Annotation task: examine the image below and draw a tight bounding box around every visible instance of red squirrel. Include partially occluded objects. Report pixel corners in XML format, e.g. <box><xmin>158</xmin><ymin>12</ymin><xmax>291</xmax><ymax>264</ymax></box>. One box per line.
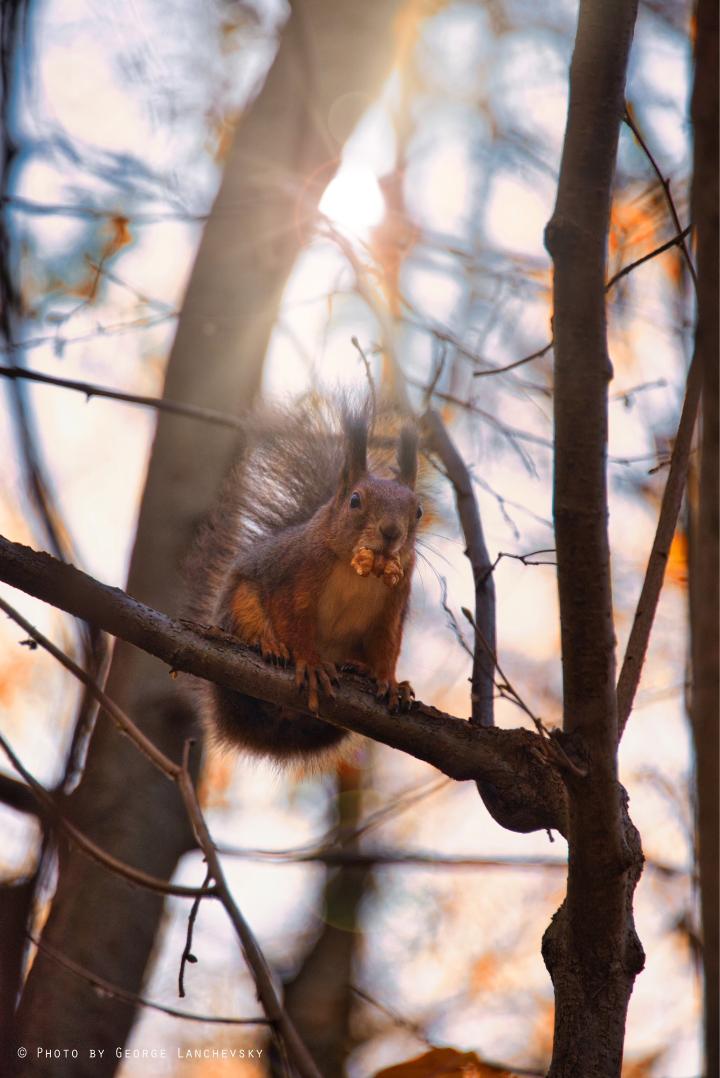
<box><xmin>189</xmin><ymin>399</ymin><xmax>423</xmax><ymax>763</ymax></box>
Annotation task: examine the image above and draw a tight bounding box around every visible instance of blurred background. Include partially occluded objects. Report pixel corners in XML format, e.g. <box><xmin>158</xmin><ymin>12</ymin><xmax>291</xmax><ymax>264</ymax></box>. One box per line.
<box><xmin>0</xmin><ymin>0</ymin><xmax>701</xmax><ymax>1074</ymax></box>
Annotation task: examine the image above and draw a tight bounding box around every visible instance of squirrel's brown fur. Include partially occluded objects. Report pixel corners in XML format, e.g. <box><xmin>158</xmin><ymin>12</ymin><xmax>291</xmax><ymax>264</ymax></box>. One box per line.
<box><xmin>187</xmin><ymin>397</ymin><xmax>423</xmax><ymax>764</ymax></box>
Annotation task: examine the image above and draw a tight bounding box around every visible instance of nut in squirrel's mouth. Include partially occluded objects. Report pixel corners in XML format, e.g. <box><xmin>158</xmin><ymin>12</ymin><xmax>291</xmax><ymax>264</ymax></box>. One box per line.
<box><xmin>350</xmin><ymin>546</ymin><xmax>404</xmax><ymax>587</ymax></box>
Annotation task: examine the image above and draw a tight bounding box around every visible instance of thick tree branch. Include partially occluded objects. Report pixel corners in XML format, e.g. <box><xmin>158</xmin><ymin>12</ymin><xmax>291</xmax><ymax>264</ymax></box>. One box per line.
<box><xmin>543</xmin><ymin>0</ymin><xmax>644</xmax><ymax>1073</ymax></box>
<box><xmin>0</xmin><ymin>533</ymin><xmax>568</xmax><ymax>836</ymax></box>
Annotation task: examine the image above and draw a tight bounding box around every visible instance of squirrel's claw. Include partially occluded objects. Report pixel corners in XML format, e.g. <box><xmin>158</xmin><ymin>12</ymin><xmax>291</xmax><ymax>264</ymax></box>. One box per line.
<box><xmin>258</xmin><ymin>634</ymin><xmax>289</xmax><ymax>666</ymax></box>
<box><xmin>295</xmin><ymin>659</ymin><xmax>336</xmax><ymax>713</ymax></box>
<box><xmin>321</xmin><ymin>661</ymin><xmax>340</xmax><ymax>686</ymax></box>
<box><xmin>376</xmin><ymin>678</ymin><xmax>415</xmax><ymax>712</ymax></box>
<box><xmin>396</xmin><ymin>680</ymin><xmax>415</xmax><ymax>710</ymax></box>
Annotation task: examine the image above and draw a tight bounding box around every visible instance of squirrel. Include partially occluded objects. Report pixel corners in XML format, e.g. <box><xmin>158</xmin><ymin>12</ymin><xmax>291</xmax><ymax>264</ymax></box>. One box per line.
<box><xmin>188</xmin><ymin>397</ymin><xmax>424</xmax><ymax>764</ymax></box>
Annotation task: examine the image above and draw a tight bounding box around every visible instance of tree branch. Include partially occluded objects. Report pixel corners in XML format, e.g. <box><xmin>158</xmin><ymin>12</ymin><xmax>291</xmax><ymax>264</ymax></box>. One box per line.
<box><xmin>0</xmin><ymin>533</ymin><xmax>568</xmax><ymax>836</ymax></box>
<box><xmin>0</xmin><ymin>364</ymin><xmax>244</xmax><ymax>429</ymax></box>
<box><xmin>422</xmin><ymin>409</ymin><xmax>495</xmax><ymax>728</ymax></box>
<box><xmin>616</xmin><ymin>352</ymin><xmax>702</xmax><ymax>736</ymax></box>
<box><xmin>0</xmin><ymin>729</ymin><xmax>213</xmax><ymax>900</ymax></box>
<box><xmin>0</xmin><ymin>594</ymin><xmax>320</xmax><ymax>1078</ymax></box>
<box><xmin>28</xmin><ymin>934</ymin><xmax>269</xmax><ymax>1027</ymax></box>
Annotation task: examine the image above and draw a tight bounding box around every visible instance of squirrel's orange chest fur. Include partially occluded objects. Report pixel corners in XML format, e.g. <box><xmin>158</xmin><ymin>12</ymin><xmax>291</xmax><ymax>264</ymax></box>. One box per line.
<box><xmin>316</xmin><ymin>560</ymin><xmax>389</xmax><ymax>661</ymax></box>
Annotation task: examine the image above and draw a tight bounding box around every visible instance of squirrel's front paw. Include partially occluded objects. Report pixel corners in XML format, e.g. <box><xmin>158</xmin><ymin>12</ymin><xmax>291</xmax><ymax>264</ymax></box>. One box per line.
<box><xmin>350</xmin><ymin>547</ymin><xmax>375</xmax><ymax>577</ymax></box>
<box><xmin>247</xmin><ymin>630</ymin><xmax>289</xmax><ymax>665</ymax></box>
<box><xmin>376</xmin><ymin>678</ymin><xmax>415</xmax><ymax>712</ymax></box>
<box><xmin>382</xmin><ymin>557</ymin><xmax>403</xmax><ymax>588</ymax></box>
<box><xmin>294</xmin><ymin>658</ymin><xmax>339</xmax><ymax>713</ymax></box>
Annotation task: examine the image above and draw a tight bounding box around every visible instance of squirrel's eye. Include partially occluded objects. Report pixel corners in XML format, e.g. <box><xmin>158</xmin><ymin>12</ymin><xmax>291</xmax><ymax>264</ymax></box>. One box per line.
<box><xmin>349</xmin><ymin>492</ymin><xmax>362</xmax><ymax>509</ymax></box>
<box><xmin>416</xmin><ymin>505</ymin><xmax>423</xmax><ymax>520</ymax></box>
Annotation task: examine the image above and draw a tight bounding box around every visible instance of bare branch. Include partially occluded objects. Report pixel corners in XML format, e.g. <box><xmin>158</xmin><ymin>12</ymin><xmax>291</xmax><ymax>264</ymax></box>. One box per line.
<box><xmin>178</xmin><ymin>866</ymin><xmax>212</xmax><ymax>999</ymax></box>
<box><xmin>422</xmin><ymin>410</ymin><xmax>495</xmax><ymax>728</ymax></box>
<box><xmin>0</xmin><ymin>594</ymin><xmax>319</xmax><ymax>1078</ymax></box>
<box><xmin>0</xmin><ymin>364</ymin><xmax>244</xmax><ymax>430</ymax></box>
<box><xmin>28</xmin><ymin>934</ymin><xmax>269</xmax><ymax>1027</ymax></box>
<box><xmin>616</xmin><ymin>353</ymin><xmax>702</xmax><ymax>736</ymax></box>
<box><xmin>0</xmin><ymin>728</ymin><xmax>211</xmax><ymax>901</ymax></box>
<box><xmin>0</xmin><ymin>596</ymin><xmax>179</xmax><ymax>780</ymax></box>
<box><xmin>473</xmin><ymin>341</ymin><xmax>553</xmax><ymax>379</ymax></box>
<box><xmin>175</xmin><ymin>742</ymin><xmax>322</xmax><ymax>1078</ymax></box>
<box><xmin>605</xmin><ymin>224</ymin><xmax>693</xmax><ymax>290</ymax></box>
<box><xmin>623</xmin><ymin>107</ymin><xmax>698</xmax><ymax>291</ymax></box>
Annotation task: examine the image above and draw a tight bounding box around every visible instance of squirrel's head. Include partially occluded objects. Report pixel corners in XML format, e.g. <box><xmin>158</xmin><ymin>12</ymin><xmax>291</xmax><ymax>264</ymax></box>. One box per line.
<box><xmin>331</xmin><ymin>415</ymin><xmax>421</xmax><ymax>563</ymax></box>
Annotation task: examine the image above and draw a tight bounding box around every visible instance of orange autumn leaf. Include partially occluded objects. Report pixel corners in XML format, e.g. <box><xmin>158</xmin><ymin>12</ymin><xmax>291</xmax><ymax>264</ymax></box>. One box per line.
<box><xmin>107</xmin><ymin>213</ymin><xmax>132</xmax><ymax>254</ymax></box>
<box><xmin>373</xmin><ymin>1047</ymin><xmax>513</xmax><ymax>1078</ymax></box>
<box><xmin>609</xmin><ymin>198</ymin><xmax>658</xmax><ymax>256</ymax></box>
<box><xmin>666</xmin><ymin>529</ymin><xmax>688</xmax><ymax>586</ymax></box>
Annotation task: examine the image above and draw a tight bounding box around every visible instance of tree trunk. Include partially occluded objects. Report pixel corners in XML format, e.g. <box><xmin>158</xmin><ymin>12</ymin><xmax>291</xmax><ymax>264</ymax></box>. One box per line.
<box><xmin>688</xmin><ymin>2</ymin><xmax>719</xmax><ymax>1073</ymax></box>
<box><xmin>543</xmin><ymin>0</ymin><xmax>644</xmax><ymax>1073</ymax></box>
<box><xmin>279</xmin><ymin>765</ymin><xmax>370</xmax><ymax>1077</ymax></box>
<box><xmin>14</xmin><ymin>2</ymin><xmax>403</xmax><ymax>1071</ymax></box>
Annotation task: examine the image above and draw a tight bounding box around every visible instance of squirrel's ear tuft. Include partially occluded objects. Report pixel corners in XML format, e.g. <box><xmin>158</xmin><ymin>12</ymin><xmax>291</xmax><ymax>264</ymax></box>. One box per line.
<box><xmin>397</xmin><ymin>424</ymin><xmax>418</xmax><ymax>490</ymax></box>
<box><xmin>340</xmin><ymin>411</ymin><xmax>368</xmax><ymax>491</ymax></box>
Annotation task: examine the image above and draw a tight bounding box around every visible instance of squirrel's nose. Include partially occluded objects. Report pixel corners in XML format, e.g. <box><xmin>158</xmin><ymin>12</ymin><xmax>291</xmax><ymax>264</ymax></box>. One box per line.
<box><xmin>379</xmin><ymin>521</ymin><xmax>401</xmax><ymax>542</ymax></box>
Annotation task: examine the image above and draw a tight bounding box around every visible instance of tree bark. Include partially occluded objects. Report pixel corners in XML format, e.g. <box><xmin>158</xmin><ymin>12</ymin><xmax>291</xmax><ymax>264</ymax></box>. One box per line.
<box><xmin>543</xmin><ymin>1</ymin><xmax>644</xmax><ymax>1073</ymax></box>
<box><xmin>688</xmin><ymin>2</ymin><xmax>719</xmax><ymax>1073</ymax></box>
<box><xmin>13</xmin><ymin>2</ymin><xmax>404</xmax><ymax>1071</ymax></box>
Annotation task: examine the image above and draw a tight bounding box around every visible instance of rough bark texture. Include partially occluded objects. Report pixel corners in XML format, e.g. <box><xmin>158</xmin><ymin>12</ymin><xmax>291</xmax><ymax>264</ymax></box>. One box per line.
<box><xmin>543</xmin><ymin>1</ymin><xmax>644</xmax><ymax>1073</ymax></box>
<box><xmin>13</xmin><ymin>2</ymin><xmax>404</xmax><ymax>1071</ymax></box>
<box><xmin>688</xmin><ymin>2</ymin><xmax>719</xmax><ymax>1073</ymax></box>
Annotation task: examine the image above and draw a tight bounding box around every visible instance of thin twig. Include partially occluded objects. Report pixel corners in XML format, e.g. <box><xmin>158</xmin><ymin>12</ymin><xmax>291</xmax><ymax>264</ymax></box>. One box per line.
<box><xmin>211</xmin><ymin>844</ymin><xmax>691</xmax><ymax>877</ymax></box>
<box><xmin>481</xmin><ymin>549</ymin><xmax>557</xmax><ymax>583</ymax></box>
<box><xmin>605</xmin><ymin>224</ymin><xmax>693</xmax><ymax>291</ymax></box>
<box><xmin>0</xmin><ymin>597</ymin><xmax>320</xmax><ymax>1077</ymax></box>
<box><xmin>28</xmin><ymin>933</ymin><xmax>268</xmax><ymax>1026</ymax></box>
<box><xmin>179</xmin><ymin>865</ymin><xmax>212</xmax><ymax>998</ymax></box>
<box><xmin>176</xmin><ymin>742</ymin><xmax>322</xmax><ymax>1078</ymax></box>
<box><xmin>0</xmin><ymin>730</ymin><xmax>212</xmax><ymax>900</ymax></box>
<box><xmin>473</xmin><ymin>340</ymin><xmax>553</xmax><ymax>379</ymax></box>
<box><xmin>0</xmin><ymin>596</ymin><xmax>180</xmax><ymax>779</ymax></box>
<box><xmin>0</xmin><ymin>364</ymin><xmax>244</xmax><ymax>430</ymax></box>
<box><xmin>461</xmin><ymin>608</ymin><xmax>586</xmax><ymax>779</ymax></box>
<box><xmin>623</xmin><ymin>107</ymin><xmax>698</xmax><ymax>292</ymax></box>
<box><xmin>350</xmin><ymin>336</ymin><xmax>378</xmax><ymax>417</ymax></box>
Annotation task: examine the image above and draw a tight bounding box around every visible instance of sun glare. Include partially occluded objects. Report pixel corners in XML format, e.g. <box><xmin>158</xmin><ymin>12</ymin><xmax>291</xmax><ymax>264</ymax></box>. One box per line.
<box><xmin>319</xmin><ymin>163</ymin><xmax>385</xmax><ymax>234</ymax></box>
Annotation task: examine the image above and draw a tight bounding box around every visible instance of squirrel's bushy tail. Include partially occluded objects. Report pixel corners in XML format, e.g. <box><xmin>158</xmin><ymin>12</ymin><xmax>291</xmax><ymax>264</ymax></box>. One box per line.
<box><xmin>206</xmin><ymin>684</ymin><xmax>349</xmax><ymax>761</ymax></box>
